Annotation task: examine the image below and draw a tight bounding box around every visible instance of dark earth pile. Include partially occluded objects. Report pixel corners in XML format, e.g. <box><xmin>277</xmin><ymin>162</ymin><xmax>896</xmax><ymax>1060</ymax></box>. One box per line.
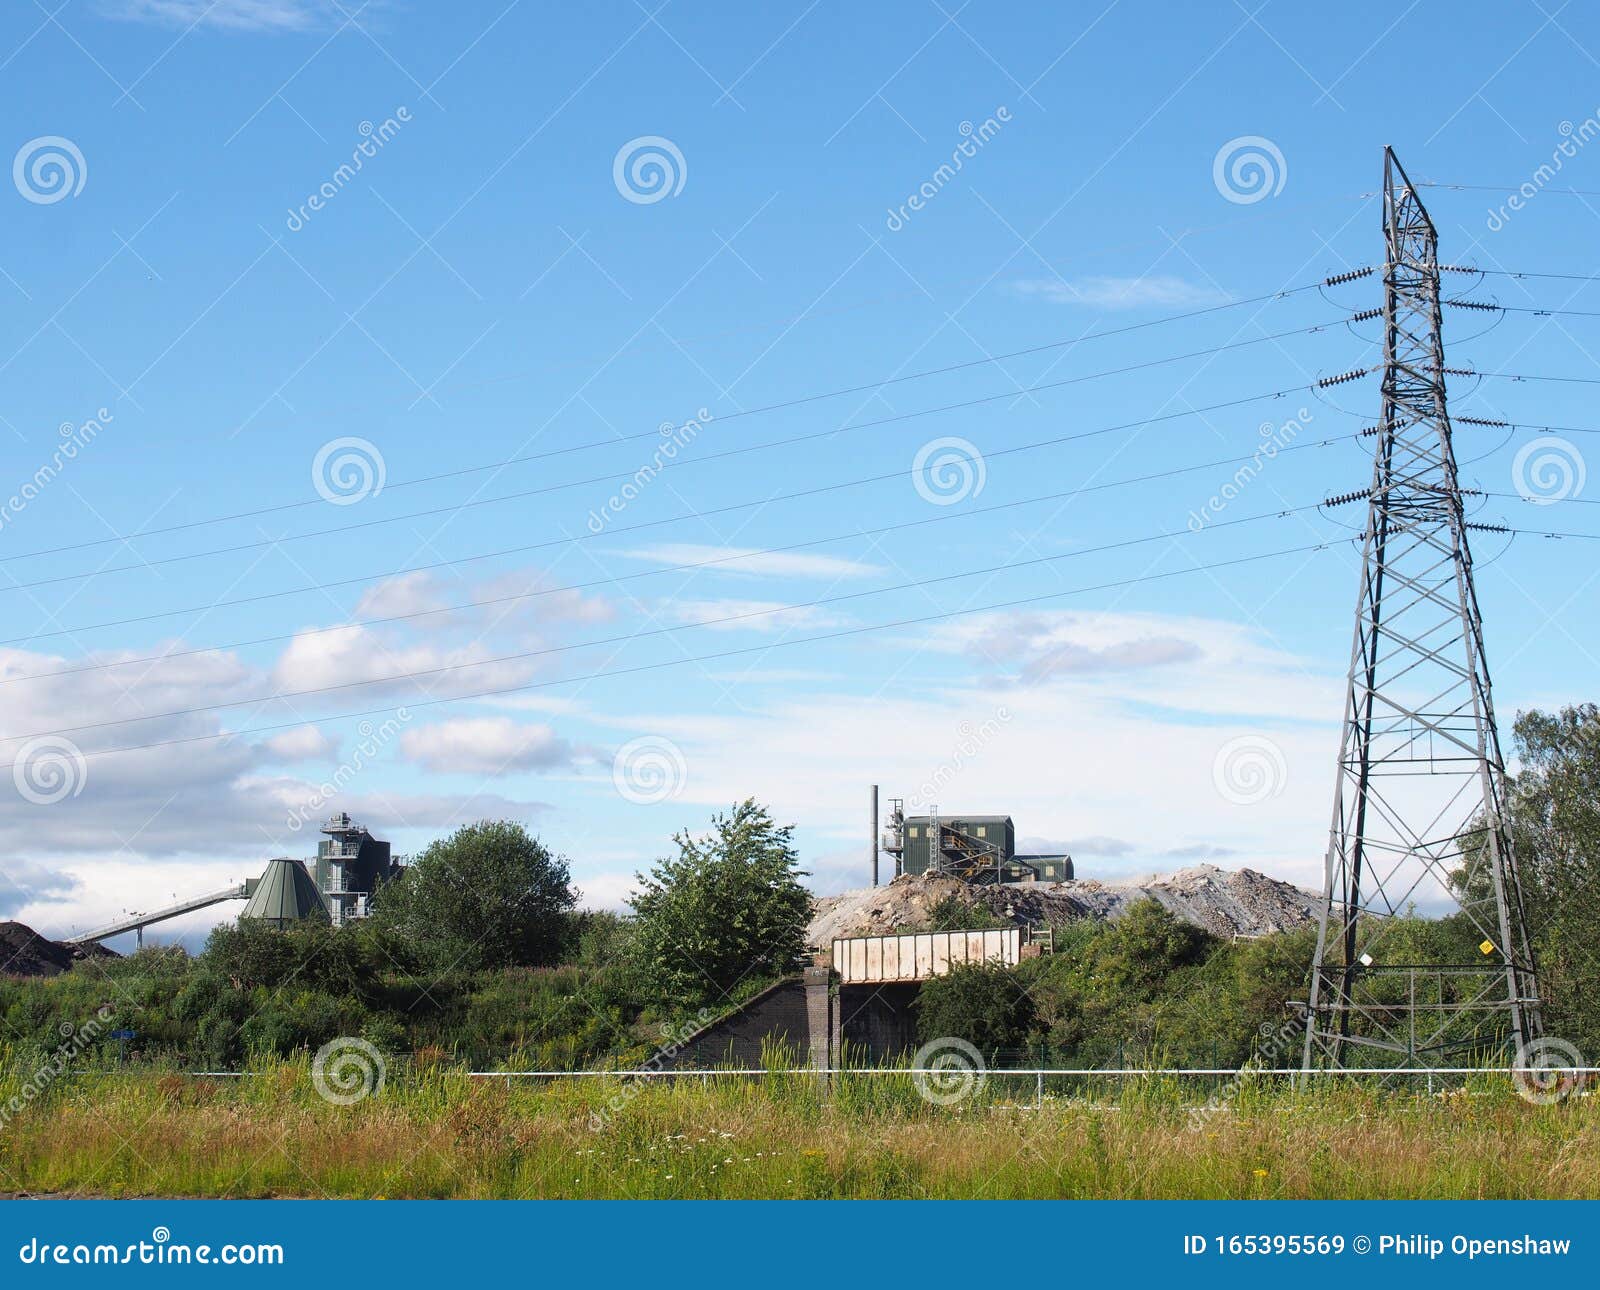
<box><xmin>0</xmin><ymin>921</ymin><xmax>117</xmax><ymax>977</ymax></box>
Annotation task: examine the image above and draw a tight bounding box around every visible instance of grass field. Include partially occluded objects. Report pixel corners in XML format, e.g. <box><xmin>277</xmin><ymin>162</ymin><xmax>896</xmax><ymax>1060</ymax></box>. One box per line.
<box><xmin>1</xmin><ymin>1060</ymin><xmax>1594</xmax><ymax>1199</ymax></box>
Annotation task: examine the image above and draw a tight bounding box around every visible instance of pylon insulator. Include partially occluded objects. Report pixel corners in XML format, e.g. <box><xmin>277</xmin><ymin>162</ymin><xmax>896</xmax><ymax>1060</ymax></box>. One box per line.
<box><xmin>1325</xmin><ymin>266</ymin><xmax>1375</xmax><ymax>285</ymax></box>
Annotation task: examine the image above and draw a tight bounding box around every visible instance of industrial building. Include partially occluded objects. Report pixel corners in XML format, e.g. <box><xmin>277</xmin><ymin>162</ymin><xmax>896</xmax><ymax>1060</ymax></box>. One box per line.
<box><xmin>311</xmin><ymin>813</ymin><xmax>400</xmax><ymax>926</ymax></box>
<box><xmin>877</xmin><ymin>797</ymin><xmax>1073</xmax><ymax>884</ymax></box>
<box><xmin>239</xmin><ymin>858</ymin><xmax>329</xmax><ymax>929</ymax></box>
<box><xmin>63</xmin><ymin>814</ymin><xmax>401</xmax><ymax>946</ymax></box>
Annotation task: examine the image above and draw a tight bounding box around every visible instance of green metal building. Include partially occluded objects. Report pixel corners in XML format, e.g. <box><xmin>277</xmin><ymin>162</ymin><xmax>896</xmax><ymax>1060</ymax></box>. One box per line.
<box><xmin>239</xmin><ymin>858</ymin><xmax>329</xmax><ymax>928</ymax></box>
<box><xmin>887</xmin><ymin>809</ymin><xmax>1073</xmax><ymax>884</ymax></box>
<box><xmin>311</xmin><ymin>813</ymin><xmax>399</xmax><ymax>926</ymax></box>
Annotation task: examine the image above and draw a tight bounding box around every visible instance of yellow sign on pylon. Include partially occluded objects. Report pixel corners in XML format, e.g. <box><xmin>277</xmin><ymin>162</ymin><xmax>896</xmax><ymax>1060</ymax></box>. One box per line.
<box><xmin>1480</xmin><ymin>939</ymin><xmax>1496</xmax><ymax>956</ymax></box>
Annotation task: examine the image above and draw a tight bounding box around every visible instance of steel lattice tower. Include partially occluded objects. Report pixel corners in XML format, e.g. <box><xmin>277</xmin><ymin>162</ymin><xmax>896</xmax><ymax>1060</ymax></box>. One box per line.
<box><xmin>1302</xmin><ymin>148</ymin><xmax>1542</xmax><ymax>1070</ymax></box>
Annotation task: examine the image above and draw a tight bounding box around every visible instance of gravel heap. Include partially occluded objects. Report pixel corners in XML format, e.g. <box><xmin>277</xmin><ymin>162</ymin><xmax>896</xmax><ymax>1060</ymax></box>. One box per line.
<box><xmin>807</xmin><ymin>864</ymin><xmax>1319</xmax><ymax>947</ymax></box>
<box><xmin>0</xmin><ymin>921</ymin><xmax>117</xmax><ymax>977</ymax></box>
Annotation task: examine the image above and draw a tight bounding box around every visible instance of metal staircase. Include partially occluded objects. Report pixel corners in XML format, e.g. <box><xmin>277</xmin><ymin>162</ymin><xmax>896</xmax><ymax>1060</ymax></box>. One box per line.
<box><xmin>930</xmin><ymin>817</ymin><xmax>1034</xmax><ymax>885</ymax></box>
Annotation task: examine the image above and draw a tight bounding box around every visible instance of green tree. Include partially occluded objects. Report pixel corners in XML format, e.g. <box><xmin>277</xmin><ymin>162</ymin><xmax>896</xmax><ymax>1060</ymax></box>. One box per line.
<box><xmin>375</xmin><ymin>820</ymin><xmax>576</xmax><ymax>973</ymax></box>
<box><xmin>630</xmin><ymin>799</ymin><xmax>810</xmax><ymax>1008</ymax></box>
<box><xmin>1505</xmin><ymin>705</ymin><xmax>1600</xmax><ymax>923</ymax></box>
<box><xmin>1028</xmin><ymin>900</ymin><xmax>1219</xmax><ymax>1061</ymax></box>
<box><xmin>915</xmin><ymin>961</ymin><xmax>1037</xmax><ymax>1055</ymax></box>
<box><xmin>1502</xmin><ymin>704</ymin><xmax>1600</xmax><ymax>1054</ymax></box>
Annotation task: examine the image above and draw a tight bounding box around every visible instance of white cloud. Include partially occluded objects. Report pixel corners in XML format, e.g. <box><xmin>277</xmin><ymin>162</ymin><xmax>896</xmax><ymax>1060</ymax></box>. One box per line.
<box><xmin>263</xmin><ymin>724</ymin><xmax>338</xmax><ymax>762</ymax></box>
<box><xmin>270</xmin><ymin>625</ymin><xmax>537</xmax><ymax>700</ymax></box>
<box><xmin>1028</xmin><ymin>835</ymin><xmax>1137</xmax><ymax>857</ymax></box>
<box><xmin>1012</xmin><ymin>275</ymin><xmax>1230</xmax><ymax>310</ymax></box>
<box><xmin>99</xmin><ymin>0</ymin><xmax>349</xmax><ymax>31</ymax></box>
<box><xmin>399</xmin><ymin>717</ymin><xmax>578</xmax><ymax>777</ymax></box>
<box><xmin>0</xmin><ymin>856</ymin><xmax>81</xmax><ymax>914</ymax></box>
<box><xmin>574</xmin><ymin>870</ymin><xmax>639</xmax><ymax>913</ymax></box>
<box><xmin>351</xmin><ymin>567</ymin><xmax>613</xmax><ymax>636</ymax></box>
<box><xmin>622</xmin><ymin>544</ymin><xmax>883</xmax><ymax>580</ymax></box>
<box><xmin>667</xmin><ymin>599</ymin><xmax>850</xmax><ymax>634</ymax></box>
<box><xmin>589</xmin><ymin>609</ymin><xmax>1343</xmax><ymax>895</ymax></box>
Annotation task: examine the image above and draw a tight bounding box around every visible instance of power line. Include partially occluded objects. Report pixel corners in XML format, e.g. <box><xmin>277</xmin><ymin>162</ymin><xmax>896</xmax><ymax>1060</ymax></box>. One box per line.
<box><xmin>5</xmin><ymin>292</ymin><xmax>1334</xmax><ymax>565</ymax></box>
<box><xmin>1482</xmin><ymin>490</ymin><xmax>1600</xmax><ymax>506</ymax></box>
<box><xmin>0</xmin><ymin>507</ymin><xmax>1335</xmax><ymax>743</ymax></box>
<box><xmin>12</xmin><ymin>524</ymin><xmax>1590</xmax><ymax>772</ymax></box>
<box><xmin>1477</xmin><ymin>267</ymin><xmax>1600</xmax><ymax>283</ymax></box>
<box><xmin>9</xmin><ymin>508</ymin><xmax>1595</xmax><ymax>747</ymax></box>
<box><xmin>1452</xmin><ymin>417</ymin><xmax>1600</xmax><ymax>436</ymax></box>
<box><xmin>1474</xmin><ymin>368</ymin><xmax>1600</xmax><ymax>385</ymax></box>
<box><xmin>0</xmin><ymin>345</ymin><xmax>1340</xmax><ymax>595</ymax></box>
<box><xmin>13</xmin><ymin>382</ymin><xmax>1581</xmax><ymax>648</ymax></box>
<box><xmin>0</xmin><ymin>388</ymin><xmax>1305</xmax><ymax>644</ymax></box>
<box><xmin>1458</xmin><ymin>303</ymin><xmax>1600</xmax><ymax>318</ymax></box>
<box><xmin>1419</xmin><ymin>180</ymin><xmax>1600</xmax><ymax>198</ymax></box>
<box><xmin>224</xmin><ymin>193</ymin><xmax>1387</xmax><ymax>425</ymax></box>
<box><xmin>9</xmin><ymin>265</ymin><xmax>1574</xmax><ymax>572</ymax></box>
<box><xmin>1</xmin><ymin>452</ymin><xmax>1355</xmax><ymax>685</ymax></box>
<box><xmin>0</xmin><ymin>541</ymin><xmax>1335</xmax><ymax>767</ymax></box>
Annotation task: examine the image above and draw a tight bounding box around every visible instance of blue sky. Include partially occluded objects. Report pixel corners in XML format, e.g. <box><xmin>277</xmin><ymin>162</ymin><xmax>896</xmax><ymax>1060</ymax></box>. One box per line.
<box><xmin>1</xmin><ymin>0</ymin><xmax>1597</xmax><ymax>944</ymax></box>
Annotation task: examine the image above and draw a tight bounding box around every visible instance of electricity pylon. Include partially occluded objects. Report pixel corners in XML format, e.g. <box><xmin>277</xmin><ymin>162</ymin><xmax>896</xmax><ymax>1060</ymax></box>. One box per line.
<box><xmin>1302</xmin><ymin>147</ymin><xmax>1542</xmax><ymax>1070</ymax></box>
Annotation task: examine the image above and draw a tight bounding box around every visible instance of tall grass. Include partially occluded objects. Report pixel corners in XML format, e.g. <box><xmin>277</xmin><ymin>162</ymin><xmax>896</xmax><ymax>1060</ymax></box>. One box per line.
<box><xmin>0</xmin><ymin>1061</ymin><xmax>1593</xmax><ymax>1199</ymax></box>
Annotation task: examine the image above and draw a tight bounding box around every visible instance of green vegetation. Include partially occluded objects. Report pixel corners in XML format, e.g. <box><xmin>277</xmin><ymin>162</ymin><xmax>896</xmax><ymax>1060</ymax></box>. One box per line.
<box><xmin>1504</xmin><ymin>703</ymin><xmax>1600</xmax><ymax>1060</ymax></box>
<box><xmin>628</xmin><ymin>798</ymin><xmax>811</xmax><ymax>1009</ymax></box>
<box><xmin>6</xmin><ymin>699</ymin><xmax>1600</xmax><ymax>1074</ymax></box>
<box><xmin>912</xmin><ymin>902</ymin><xmax>1312</xmax><ymax>1066</ymax></box>
<box><xmin>373</xmin><ymin>819</ymin><xmax>576</xmax><ymax>973</ymax></box>
<box><xmin>0</xmin><ymin>1062</ymin><xmax>1593</xmax><ymax>1199</ymax></box>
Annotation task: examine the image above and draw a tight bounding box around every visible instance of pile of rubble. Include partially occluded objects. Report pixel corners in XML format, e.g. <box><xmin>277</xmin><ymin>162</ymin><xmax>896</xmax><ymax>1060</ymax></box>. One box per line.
<box><xmin>0</xmin><ymin>922</ymin><xmax>114</xmax><ymax>978</ymax></box>
<box><xmin>807</xmin><ymin>864</ymin><xmax>1319</xmax><ymax>947</ymax></box>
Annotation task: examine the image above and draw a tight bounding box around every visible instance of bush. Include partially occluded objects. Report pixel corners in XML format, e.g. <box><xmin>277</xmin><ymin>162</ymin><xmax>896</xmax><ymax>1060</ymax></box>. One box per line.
<box><xmin>915</xmin><ymin>962</ymin><xmax>1037</xmax><ymax>1055</ymax></box>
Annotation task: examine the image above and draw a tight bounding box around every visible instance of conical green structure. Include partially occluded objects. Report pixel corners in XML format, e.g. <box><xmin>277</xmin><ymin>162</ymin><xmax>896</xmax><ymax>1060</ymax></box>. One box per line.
<box><xmin>240</xmin><ymin>858</ymin><xmax>329</xmax><ymax>929</ymax></box>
